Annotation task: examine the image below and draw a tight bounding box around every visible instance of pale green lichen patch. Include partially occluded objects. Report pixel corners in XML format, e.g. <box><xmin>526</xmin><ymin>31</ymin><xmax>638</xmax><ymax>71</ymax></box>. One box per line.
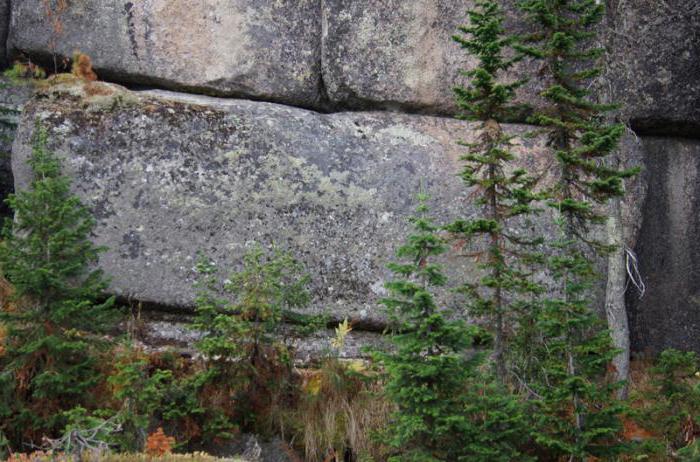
<box><xmin>375</xmin><ymin>124</ymin><xmax>436</xmax><ymax>147</ymax></box>
<box><xmin>221</xmin><ymin>150</ymin><xmax>244</xmax><ymax>163</ymax></box>
<box><xmin>38</xmin><ymin>77</ymin><xmax>141</xmax><ymax>113</ymax></box>
<box><xmin>249</xmin><ymin>154</ymin><xmax>378</xmax><ymax>209</ymax></box>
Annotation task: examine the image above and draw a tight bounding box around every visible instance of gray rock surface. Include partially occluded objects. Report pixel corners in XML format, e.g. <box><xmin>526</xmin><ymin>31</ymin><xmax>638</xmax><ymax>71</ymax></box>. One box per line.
<box><xmin>606</xmin><ymin>0</ymin><xmax>700</xmax><ymax>136</ymax></box>
<box><xmin>321</xmin><ymin>0</ymin><xmax>543</xmax><ymax>116</ymax></box>
<box><xmin>322</xmin><ymin>0</ymin><xmax>700</xmax><ymax>130</ymax></box>
<box><xmin>12</xmin><ymin>83</ymin><xmax>644</xmax><ymax>327</ymax></box>
<box><xmin>0</xmin><ymin>78</ymin><xmax>35</xmax><ymax>217</ymax></box>
<box><xmin>628</xmin><ymin>137</ymin><xmax>700</xmax><ymax>355</ymax></box>
<box><xmin>5</xmin><ymin>0</ymin><xmax>699</xmax><ymax>133</ymax></box>
<box><xmin>0</xmin><ymin>0</ymin><xmax>9</xmax><ymax>67</ymax></box>
<box><xmin>133</xmin><ymin>310</ymin><xmax>387</xmax><ymax>363</ymax></box>
<box><xmin>204</xmin><ymin>434</ymin><xmax>298</xmax><ymax>462</ymax></box>
<box><xmin>7</xmin><ymin>0</ymin><xmax>322</xmax><ymax>107</ymax></box>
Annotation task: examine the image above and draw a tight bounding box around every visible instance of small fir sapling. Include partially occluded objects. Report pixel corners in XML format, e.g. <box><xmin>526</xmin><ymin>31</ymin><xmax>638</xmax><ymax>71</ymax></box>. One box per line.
<box><xmin>448</xmin><ymin>0</ymin><xmax>544</xmax><ymax>384</ymax></box>
<box><xmin>377</xmin><ymin>192</ymin><xmax>531</xmax><ymax>462</ymax></box>
<box><xmin>0</xmin><ymin>122</ymin><xmax>115</xmax><ymax>447</ymax></box>
<box><xmin>192</xmin><ymin>246</ymin><xmax>311</xmax><ymax>434</ymax></box>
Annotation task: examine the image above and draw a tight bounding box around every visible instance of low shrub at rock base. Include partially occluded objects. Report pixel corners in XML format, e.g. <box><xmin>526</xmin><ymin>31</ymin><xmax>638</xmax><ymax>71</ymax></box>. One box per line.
<box><xmin>4</xmin><ymin>452</ymin><xmax>243</xmax><ymax>462</ymax></box>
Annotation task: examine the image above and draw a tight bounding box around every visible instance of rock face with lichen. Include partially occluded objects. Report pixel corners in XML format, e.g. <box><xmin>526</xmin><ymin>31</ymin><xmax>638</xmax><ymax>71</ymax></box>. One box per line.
<box><xmin>9</xmin><ymin>82</ymin><xmax>522</xmax><ymax>323</ymax></box>
<box><xmin>606</xmin><ymin>0</ymin><xmax>700</xmax><ymax>137</ymax></box>
<box><xmin>8</xmin><ymin>0</ymin><xmax>699</xmax><ymax>133</ymax></box>
<box><xmin>8</xmin><ymin>0</ymin><xmax>322</xmax><ymax>107</ymax></box>
<box><xmin>320</xmin><ymin>0</ymin><xmax>543</xmax><ymax>115</ymax></box>
<box><xmin>12</xmin><ymin>83</ymin><xmax>645</xmax><ymax>329</ymax></box>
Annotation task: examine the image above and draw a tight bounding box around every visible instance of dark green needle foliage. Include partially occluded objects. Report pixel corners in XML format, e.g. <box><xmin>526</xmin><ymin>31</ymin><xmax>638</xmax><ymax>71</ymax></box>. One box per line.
<box><xmin>449</xmin><ymin>0</ymin><xmax>543</xmax><ymax>383</ymax></box>
<box><xmin>517</xmin><ymin>0</ymin><xmax>637</xmax><ymax>231</ymax></box>
<box><xmin>453</xmin><ymin>0</ymin><xmax>526</xmax><ymax>122</ymax></box>
<box><xmin>192</xmin><ymin>246</ymin><xmax>311</xmax><ymax>435</ymax></box>
<box><xmin>512</xmin><ymin>0</ymin><xmax>635</xmax><ymax>458</ymax></box>
<box><xmin>0</xmin><ymin>123</ymin><xmax>115</xmax><ymax>447</ymax></box>
<box><xmin>527</xmin><ymin>250</ymin><xmax>626</xmax><ymax>460</ymax></box>
<box><xmin>378</xmin><ymin>194</ymin><xmax>530</xmax><ymax>462</ymax></box>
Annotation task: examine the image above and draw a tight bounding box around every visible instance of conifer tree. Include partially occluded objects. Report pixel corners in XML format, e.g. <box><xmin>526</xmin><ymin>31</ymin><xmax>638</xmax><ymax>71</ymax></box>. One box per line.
<box><xmin>192</xmin><ymin>246</ymin><xmax>311</xmax><ymax>434</ymax></box>
<box><xmin>448</xmin><ymin>0</ymin><xmax>543</xmax><ymax>383</ymax></box>
<box><xmin>0</xmin><ymin>123</ymin><xmax>115</xmax><ymax>446</ymax></box>
<box><xmin>378</xmin><ymin>193</ymin><xmax>530</xmax><ymax>462</ymax></box>
<box><xmin>512</xmin><ymin>0</ymin><xmax>636</xmax><ymax>458</ymax></box>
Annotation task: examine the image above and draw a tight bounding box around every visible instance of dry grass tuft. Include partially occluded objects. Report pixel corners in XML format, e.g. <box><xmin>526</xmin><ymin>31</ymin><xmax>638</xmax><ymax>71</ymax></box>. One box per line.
<box><xmin>5</xmin><ymin>452</ymin><xmax>243</xmax><ymax>462</ymax></box>
<box><xmin>292</xmin><ymin>359</ymin><xmax>393</xmax><ymax>462</ymax></box>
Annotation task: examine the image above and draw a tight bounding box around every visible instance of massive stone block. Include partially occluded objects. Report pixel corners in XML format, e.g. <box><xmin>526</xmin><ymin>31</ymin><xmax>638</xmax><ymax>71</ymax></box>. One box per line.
<box><xmin>322</xmin><ymin>0</ymin><xmax>700</xmax><ymax>130</ymax></box>
<box><xmin>12</xmin><ymin>83</ymin><xmax>644</xmax><ymax>327</ymax></box>
<box><xmin>12</xmin><ymin>83</ymin><xmax>481</xmax><ymax>323</ymax></box>
<box><xmin>6</xmin><ymin>0</ymin><xmax>699</xmax><ymax>134</ymax></box>
<box><xmin>7</xmin><ymin>0</ymin><xmax>322</xmax><ymax>107</ymax></box>
<box><xmin>606</xmin><ymin>0</ymin><xmax>700</xmax><ymax>136</ymax></box>
<box><xmin>321</xmin><ymin>0</ymin><xmax>543</xmax><ymax>116</ymax></box>
<box><xmin>628</xmin><ymin>138</ymin><xmax>700</xmax><ymax>355</ymax></box>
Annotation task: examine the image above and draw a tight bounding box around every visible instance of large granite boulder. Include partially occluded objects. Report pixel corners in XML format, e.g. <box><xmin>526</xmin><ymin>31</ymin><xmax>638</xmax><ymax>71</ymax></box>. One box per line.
<box><xmin>606</xmin><ymin>0</ymin><xmax>700</xmax><ymax>137</ymax></box>
<box><xmin>12</xmin><ymin>83</ymin><xmax>644</xmax><ymax>327</ymax></box>
<box><xmin>7</xmin><ymin>0</ymin><xmax>322</xmax><ymax>107</ymax></box>
<box><xmin>628</xmin><ymin>137</ymin><xmax>700</xmax><ymax>355</ymax></box>
<box><xmin>6</xmin><ymin>0</ymin><xmax>699</xmax><ymax>134</ymax></box>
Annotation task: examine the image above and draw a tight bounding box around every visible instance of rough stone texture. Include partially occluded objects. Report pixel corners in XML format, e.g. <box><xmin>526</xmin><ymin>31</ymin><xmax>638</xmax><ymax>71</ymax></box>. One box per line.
<box><xmin>133</xmin><ymin>310</ymin><xmax>387</xmax><ymax>363</ymax></box>
<box><xmin>7</xmin><ymin>0</ymin><xmax>322</xmax><ymax>108</ymax></box>
<box><xmin>321</xmin><ymin>0</ymin><xmax>544</xmax><ymax>116</ymax></box>
<box><xmin>0</xmin><ymin>78</ymin><xmax>35</xmax><ymax>217</ymax></box>
<box><xmin>204</xmin><ymin>434</ymin><xmax>298</xmax><ymax>462</ymax></box>
<box><xmin>0</xmin><ymin>0</ymin><xmax>9</xmax><ymax>67</ymax></box>
<box><xmin>12</xmin><ymin>84</ymin><xmax>644</xmax><ymax>327</ymax></box>
<box><xmin>606</xmin><ymin>0</ymin><xmax>700</xmax><ymax>137</ymax></box>
<box><xmin>628</xmin><ymin>138</ymin><xmax>700</xmax><ymax>355</ymax></box>
<box><xmin>6</xmin><ymin>0</ymin><xmax>699</xmax><ymax>133</ymax></box>
<box><xmin>323</xmin><ymin>0</ymin><xmax>700</xmax><ymax>129</ymax></box>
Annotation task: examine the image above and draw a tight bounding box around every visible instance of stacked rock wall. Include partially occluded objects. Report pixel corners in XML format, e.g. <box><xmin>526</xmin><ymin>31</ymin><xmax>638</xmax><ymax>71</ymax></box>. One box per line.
<box><xmin>3</xmin><ymin>0</ymin><xmax>700</xmax><ymax>354</ymax></box>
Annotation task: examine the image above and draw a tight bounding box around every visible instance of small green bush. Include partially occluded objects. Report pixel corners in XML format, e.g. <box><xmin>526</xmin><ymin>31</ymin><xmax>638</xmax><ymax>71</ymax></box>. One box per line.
<box><xmin>192</xmin><ymin>246</ymin><xmax>311</xmax><ymax>435</ymax></box>
<box><xmin>632</xmin><ymin>349</ymin><xmax>700</xmax><ymax>458</ymax></box>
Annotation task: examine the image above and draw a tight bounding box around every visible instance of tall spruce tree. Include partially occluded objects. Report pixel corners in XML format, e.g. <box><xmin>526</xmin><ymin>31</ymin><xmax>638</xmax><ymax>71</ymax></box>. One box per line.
<box><xmin>448</xmin><ymin>0</ymin><xmax>543</xmax><ymax>383</ymax></box>
<box><xmin>378</xmin><ymin>193</ymin><xmax>530</xmax><ymax>462</ymax></box>
<box><xmin>513</xmin><ymin>0</ymin><xmax>636</xmax><ymax>458</ymax></box>
<box><xmin>0</xmin><ymin>123</ymin><xmax>115</xmax><ymax>447</ymax></box>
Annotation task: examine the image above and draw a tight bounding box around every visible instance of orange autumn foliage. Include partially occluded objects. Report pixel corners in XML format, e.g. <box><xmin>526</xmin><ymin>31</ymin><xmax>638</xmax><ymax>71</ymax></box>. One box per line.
<box><xmin>72</xmin><ymin>52</ymin><xmax>98</xmax><ymax>82</ymax></box>
<box><xmin>1</xmin><ymin>274</ymin><xmax>16</xmax><ymax>358</ymax></box>
<box><xmin>1</xmin><ymin>274</ymin><xmax>15</xmax><ymax>312</ymax></box>
<box><xmin>622</xmin><ymin>418</ymin><xmax>655</xmax><ymax>442</ymax></box>
<box><xmin>145</xmin><ymin>428</ymin><xmax>175</xmax><ymax>457</ymax></box>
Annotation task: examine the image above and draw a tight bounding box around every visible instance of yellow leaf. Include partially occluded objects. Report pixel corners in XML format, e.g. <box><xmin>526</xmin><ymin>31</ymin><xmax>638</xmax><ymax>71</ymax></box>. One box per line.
<box><xmin>331</xmin><ymin>318</ymin><xmax>352</xmax><ymax>350</ymax></box>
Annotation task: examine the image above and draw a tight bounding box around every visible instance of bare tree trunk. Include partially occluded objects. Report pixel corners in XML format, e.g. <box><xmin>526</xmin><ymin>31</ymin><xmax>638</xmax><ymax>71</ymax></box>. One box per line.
<box><xmin>605</xmin><ymin>195</ymin><xmax>630</xmax><ymax>399</ymax></box>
